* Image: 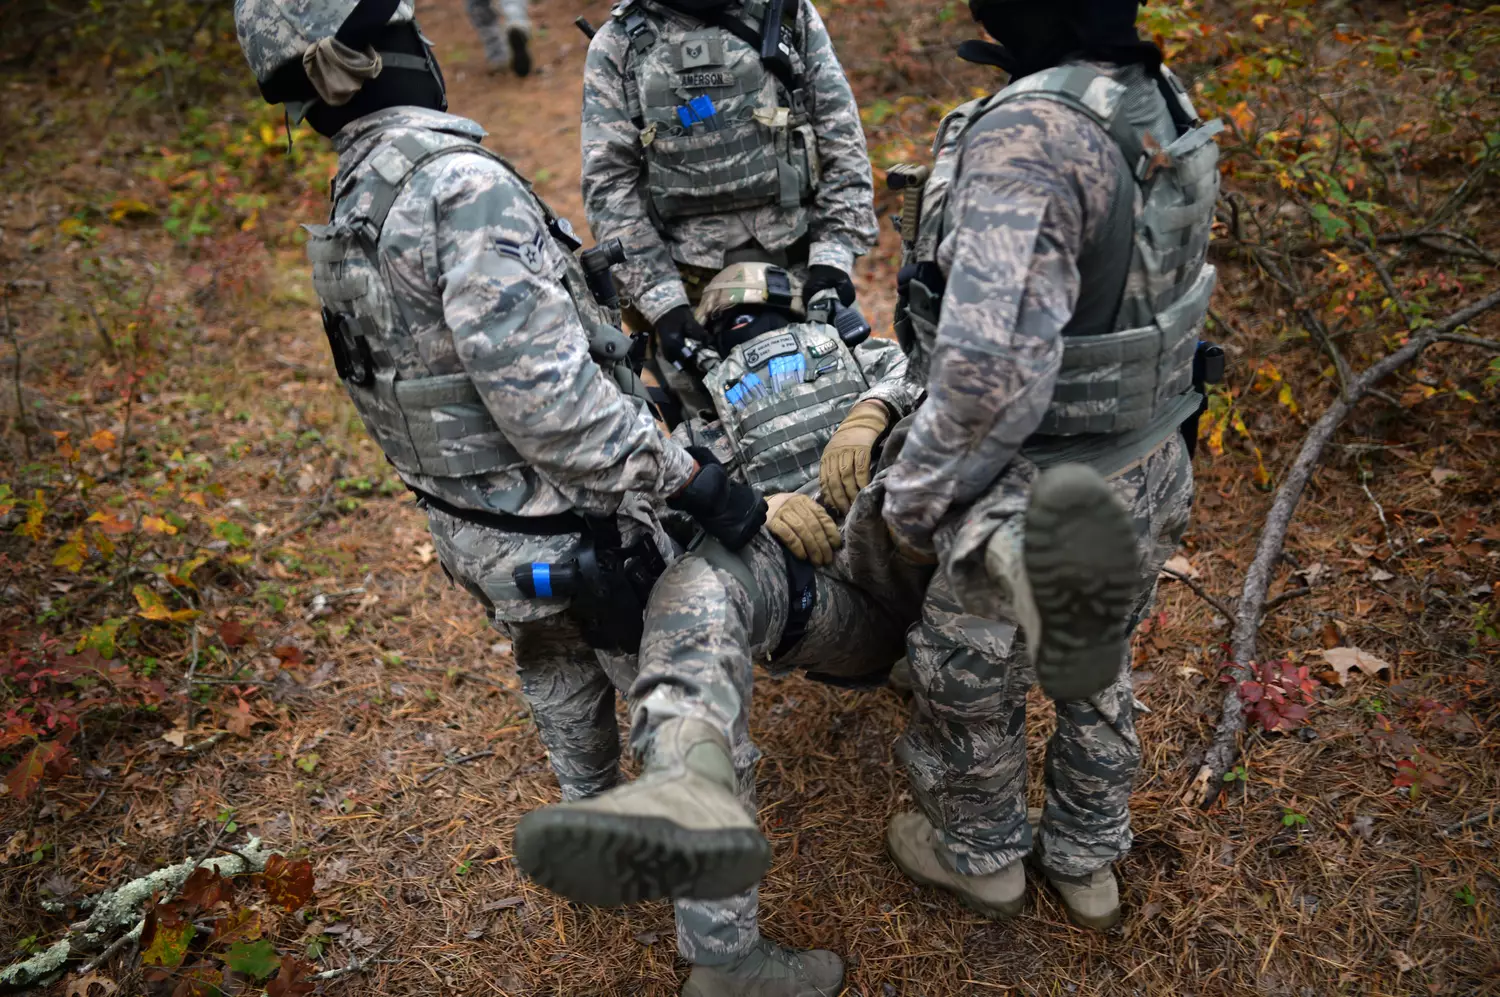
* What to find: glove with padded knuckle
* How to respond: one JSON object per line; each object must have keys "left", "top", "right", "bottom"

{"left": 803, "top": 264, "right": 857, "bottom": 307}
{"left": 819, "top": 400, "right": 890, "bottom": 514}
{"left": 668, "top": 447, "right": 767, "bottom": 551}
{"left": 654, "top": 304, "right": 705, "bottom": 369}
{"left": 765, "top": 493, "right": 842, "bottom": 566}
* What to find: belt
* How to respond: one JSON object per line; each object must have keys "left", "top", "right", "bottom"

{"left": 410, "top": 487, "right": 584, "bottom": 537}
{"left": 770, "top": 548, "right": 816, "bottom": 660}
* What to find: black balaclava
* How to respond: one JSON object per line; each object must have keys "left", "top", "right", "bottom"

{"left": 653, "top": 0, "right": 734, "bottom": 15}
{"left": 708, "top": 305, "right": 792, "bottom": 353}
{"left": 960, "top": 0, "right": 1162, "bottom": 79}
{"left": 305, "top": 23, "right": 447, "bottom": 138}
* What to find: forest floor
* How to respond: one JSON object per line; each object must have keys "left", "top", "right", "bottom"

{"left": 1, "top": 1, "right": 1499, "bottom": 995}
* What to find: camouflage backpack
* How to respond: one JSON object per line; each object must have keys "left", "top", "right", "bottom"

{"left": 895, "top": 62, "right": 1223, "bottom": 437}
{"left": 611, "top": 0, "right": 817, "bottom": 223}
{"left": 694, "top": 263, "right": 869, "bottom": 494}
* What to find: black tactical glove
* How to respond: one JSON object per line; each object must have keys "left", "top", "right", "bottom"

{"left": 654, "top": 305, "right": 705, "bottom": 370}
{"left": 669, "top": 447, "right": 767, "bottom": 551}
{"left": 803, "top": 264, "right": 857, "bottom": 307}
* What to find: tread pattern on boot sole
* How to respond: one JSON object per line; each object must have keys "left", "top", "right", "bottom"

{"left": 1025, "top": 466, "right": 1142, "bottom": 700}
{"left": 513, "top": 809, "right": 770, "bottom": 907}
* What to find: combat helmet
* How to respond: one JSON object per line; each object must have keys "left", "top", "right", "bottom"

{"left": 234, "top": 0, "right": 443, "bottom": 122}
{"left": 694, "top": 263, "right": 806, "bottom": 325}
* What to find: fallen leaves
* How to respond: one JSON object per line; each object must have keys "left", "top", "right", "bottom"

{"left": 1161, "top": 554, "right": 1198, "bottom": 579}
{"left": 1319, "top": 647, "right": 1392, "bottom": 686}
{"left": 259, "top": 855, "right": 316, "bottom": 912}
{"left": 180, "top": 867, "right": 234, "bottom": 908}
{"left": 141, "top": 903, "right": 195, "bottom": 969}
{"left": 66, "top": 973, "right": 118, "bottom": 997}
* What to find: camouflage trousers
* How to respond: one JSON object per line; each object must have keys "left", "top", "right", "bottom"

{"left": 425, "top": 506, "right": 626, "bottom": 802}
{"left": 464, "top": 0, "right": 530, "bottom": 65}
{"left": 899, "top": 432, "right": 1195, "bottom": 878}
{"left": 632, "top": 522, "right": 911, "bottom": 964}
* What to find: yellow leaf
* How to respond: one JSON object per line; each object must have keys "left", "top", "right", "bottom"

{"left": 1251, "top": 13, "right": 1272, "bottom": 28}
{"left": 183, "top": 491, "right": 207, "bottom": 508}
{"left": 141, "top": 515, "right": 178, "bottom": 535}
{"left": 1207, "top": 411, "right": 1228, "bottom": 457}
{"left": 1276, "top": 383, "right": 1299, "bottom": 415}
{"left": 53, "top": 530, "right": 87, "bottom": 572}
{"left": 169, "top": 608, "right": 202, "bottom": 622}
{"left": 260, "top": 123, "right": 276, "bottom": 146}
{"left": 133, "top": 584, "right": 171, "bottom": 619}
{"left": 1252, "top": 447, "right": 1273, "bottom": 490}
{"left": 87, "top": 428, "right": 117, "bottom": 452}
{"left": 108, "top": 198, "right": 154, "bottom": 223}
{"left": 15, "top": 490, "right": 46, "bottom": 541}
{"left": 239, "top": 211, "right": 259, "bottom": 232}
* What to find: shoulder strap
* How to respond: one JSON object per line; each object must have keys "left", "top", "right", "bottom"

{"left": 974, "top": 63, "right": 1148, "bottom": 179}
{"left": 703, "top": 3, "right": 802, "bottom": 95}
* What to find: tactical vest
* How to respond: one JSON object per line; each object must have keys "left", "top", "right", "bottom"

{"left": 896, "top": 63, "right": 1222, "bottom": 438}
{"left": 304, "top": 130, "right": 647, "bottom": 507}
{"left": 701, "top": 320, "right": 869, "bottom": 493}
{"left": 613, "top": 0, "right": 817, "bottom": 224}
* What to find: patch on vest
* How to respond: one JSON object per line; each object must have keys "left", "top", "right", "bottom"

{"left": 679, "top": 39, "right": 721, "bottom": 69}
{"left": 742, "top": 332, "right": 799, "bottom": 369}
{"left": 678, "top": 71, "right": 735, "bottom": 88}
{"left": 495, "top": 228, "right": 547, "bottom": 273}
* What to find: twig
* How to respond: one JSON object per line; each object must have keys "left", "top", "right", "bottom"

{"left": 173, "top": 731, "right": 230, "bottom": 756}
{"left": 1160, "top": 567, "right": 1235, "bottom": 623}
{"left": 1347, "top": 236, "right": 1412, "bottom": 328}
{"left": 1190, "top": 287, "right": 1500, "bottom": 807}
{"left": 80, "top": 295, "right": 118, "bottom": 363}
{"left": 398, "top": 662, "right": 509, "bottom": 690}
{"left": 77, "top": 818, "right": 234, "bottom": 976}
{"left": 3, "top": 285, "right": 31, "bottom": 460}
{"left": 419, "top": 750, "right": 497, "bottom": 784}
{"left": 1262, "top": 586, "right": 1311, "bottom": 613}
{"left": 1441, "top": 805, "right": 1500, "bottom": 838}
{"left": 310, "top": 946, "right": 396, "bottom": 981}
{"left": 1435, "top": 333, "right": 1500, "bottom": 352}
{"left": 184, "top": 624, "right": 201, "bottom": 732}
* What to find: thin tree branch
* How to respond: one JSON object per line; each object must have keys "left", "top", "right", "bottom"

{"left": 1160, "top": 567, "right": 1235, "bottom": 622}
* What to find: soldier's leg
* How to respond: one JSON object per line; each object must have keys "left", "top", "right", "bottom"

{"left": 1039, "top": 434, "right": 1194, "bottom": 925}
{"left": 508, "top": 614, "right": 621, "bottom": 801}
{"left": 462, "top": 0, "right": 509, "bottom": 71}
{"left": 424, "top": 508, "right": 622, "bottom": 801}
{"left": 495, "top": 0, "right": 531, "bottom": 76}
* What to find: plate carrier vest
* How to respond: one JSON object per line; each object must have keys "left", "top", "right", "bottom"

{"left": 303, "top": 131, "right": 647, "bottom": 511}
{"left": 701, "top": 320, "right": 870, "bottom": 494}
{"left": 613, "top": 0, "right": 817, "bottom": 224}
{"left": 896, "top": 62, "right": 1223, "bottom": 439}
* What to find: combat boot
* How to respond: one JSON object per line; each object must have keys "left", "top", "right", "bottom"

{"left": 987, "top": 463, "right": 1140, "bottom": 702}
{"left": 886, "top": 812, "right": 1024, "bottom": 918}
{"left": 682, "top": 939, "right": 843, "bottom": 997}
{"left": 1028, "top": 806, "right": 1121, "bottom": 930}
{"left": 479, "top": 30, "right": 509, "bottom": 74}
{"left": 507, "top": 27, "right": 531, "bottom": 77}
{"left": 1042, "top": 866, "right": 1121, "bottom": 930}
{"left": 512, "top": 717, "right": 769, "bottom": 907}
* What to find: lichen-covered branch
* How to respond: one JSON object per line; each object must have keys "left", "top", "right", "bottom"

{"left": 0, "top": 837, "right": 275, "bottom": 989}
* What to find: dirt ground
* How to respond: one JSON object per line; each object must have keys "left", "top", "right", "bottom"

{"left": 2, "top": 0, "right": 1499, "bottom": 995}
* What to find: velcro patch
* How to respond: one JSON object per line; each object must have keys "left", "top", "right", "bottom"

{"left": 678, "top": 71, "right": 735, "bottom": 88}
{"left": 741, "top": 332, "right": 799, "bottom": 369}
{"left": 494, "top": 228, "right": 547, "bottom": 273}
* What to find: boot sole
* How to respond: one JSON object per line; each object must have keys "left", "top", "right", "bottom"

{"left": 887, "top": 834, "right": 1022, "bottom": 919}
{"left": 508, "top": 28, "right": 532, "bottom": 77}
{"left": 512, "top": 809, "right": 769, "bottom": 907}
{"left": 1024, "top": 464, "right": 1141, "bottom": 702}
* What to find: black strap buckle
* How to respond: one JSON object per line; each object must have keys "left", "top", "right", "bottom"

{"left": 321, "top": 307, "right": 375, "bottom": 386}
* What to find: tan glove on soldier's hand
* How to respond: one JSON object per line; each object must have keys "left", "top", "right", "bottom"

{"left": 765, "top": 493, "right": 842, "bottom": 566}
{"left": 819, "top": 400, "right": 890, "bottom": 514}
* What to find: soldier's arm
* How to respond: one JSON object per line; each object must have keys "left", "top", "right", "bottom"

{"left": 798, "top": 0, "right": 878, "bottom": 273}
{"left": 850, "top": 337, "right": 922, "bottom": 420}
{"left": 882, "top": 104, "right": 1118, "bottom": 553}
{"left": 581, "top": 26, "right": 689, "bottom": 324}
{"left": 433, "top": 155, "right": 697, "bottom": 498}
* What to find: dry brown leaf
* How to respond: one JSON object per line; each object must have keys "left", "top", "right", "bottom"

{"left": 67, "top": 973, "right": 118, "bottom": 997}
{"left": 1430, "top": 467, "right": 1459, "bottom": 486}
{"left": 1161, "top": 554, "right": 1199, "bottom": 579}
{"left": 1320, "top": 647, "right": 1392, "bottom": 686}
{"left": 1391, "top": 949, "right": 1417, "bottom": 972}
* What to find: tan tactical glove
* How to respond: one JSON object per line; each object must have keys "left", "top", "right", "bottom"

{"left": 765, "top": 493, "right": 842, "bottom": 566}
{"left": 819, "top": 400, "right": 890, "bottom": 514}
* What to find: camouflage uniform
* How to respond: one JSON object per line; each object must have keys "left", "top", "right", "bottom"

{"left": 635, "top": 475, "right": 927, "bottom": 963}
{"left": 882, "top": 62, "right": 1215, "bottom": 877}
{"left": 644, "top": 276, "right": 920, "bottom": 964}
{"left": 464, "top": 0, "right": 530, "bottom": 70}
{"left": 313, "top": 107, "right": 697, "bottom": 802}
{"left": 580, "top": 0, "right": 878, "bottom": 326}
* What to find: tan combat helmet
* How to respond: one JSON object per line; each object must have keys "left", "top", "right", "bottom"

{"left": 694, "top": 262, "right": 806, "bottom": 325}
